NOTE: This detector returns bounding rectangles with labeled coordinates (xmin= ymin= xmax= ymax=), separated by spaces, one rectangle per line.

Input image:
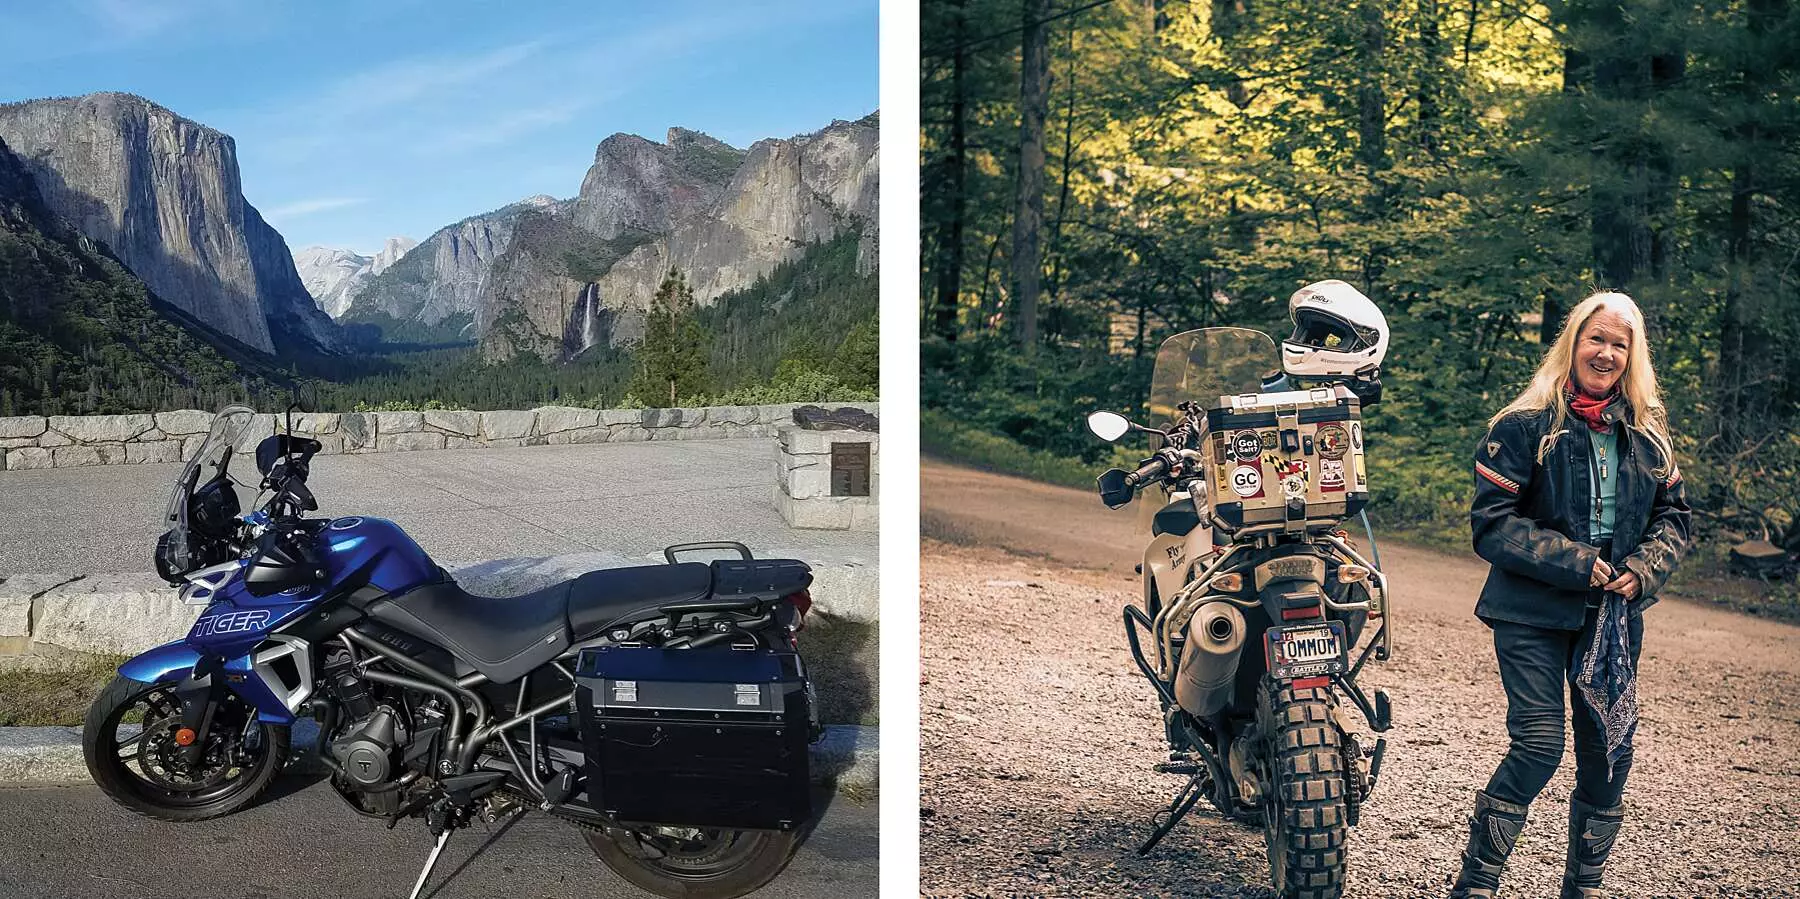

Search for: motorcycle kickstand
xmin=1138 ymin=771 xmax=1209 ymax=857
xmin=407 ymin=830 xmax=452 ymax=899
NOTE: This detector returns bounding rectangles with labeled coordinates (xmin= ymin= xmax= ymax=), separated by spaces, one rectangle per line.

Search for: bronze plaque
xmin=831 ymin=443 xmax=872 ymax=497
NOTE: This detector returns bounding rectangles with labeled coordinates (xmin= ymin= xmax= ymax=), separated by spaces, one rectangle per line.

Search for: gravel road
xmin=920 ymin=460 xmax=1800 ymax=898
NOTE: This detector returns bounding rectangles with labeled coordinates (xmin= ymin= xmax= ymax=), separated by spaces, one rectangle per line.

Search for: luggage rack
xmin=663 ymin=541 xmax=755 ymax=563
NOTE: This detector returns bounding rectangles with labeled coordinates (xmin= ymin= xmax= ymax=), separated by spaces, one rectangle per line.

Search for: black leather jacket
xmin=1469 ymin=402 xmax=1691 ymax=630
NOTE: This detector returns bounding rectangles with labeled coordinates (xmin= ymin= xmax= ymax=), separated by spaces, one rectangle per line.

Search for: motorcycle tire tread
xmin=583 ymin=827 xmax=801 ymax=899
xmin=1268 ymin=682 xmax=1348 ymax=899
xmin=83 ymin=675 xmax=290 ymax=823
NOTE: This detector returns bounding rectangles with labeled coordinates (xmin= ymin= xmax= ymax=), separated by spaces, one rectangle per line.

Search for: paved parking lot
xmin=0 ymin=438 xmax=874 ymax=574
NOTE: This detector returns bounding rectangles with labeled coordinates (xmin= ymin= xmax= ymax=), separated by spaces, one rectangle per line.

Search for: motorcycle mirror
xmin=1087 ymin=411 xmax=1132 ymax=442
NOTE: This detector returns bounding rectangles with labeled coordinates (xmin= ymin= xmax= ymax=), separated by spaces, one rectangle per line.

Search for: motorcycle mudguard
xmin=118 ymin=640 xmax=203 ymax=684
xmin=117 ymin=640 xmax=297 ymax=724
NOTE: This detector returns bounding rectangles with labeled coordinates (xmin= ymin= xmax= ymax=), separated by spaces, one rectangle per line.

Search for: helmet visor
xmin=1289 ymin=308 xmax=1371 ymax=353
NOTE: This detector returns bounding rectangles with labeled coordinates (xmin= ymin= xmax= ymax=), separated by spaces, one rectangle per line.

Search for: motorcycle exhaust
xmin=1173 ymin=601 xmax=1246 ymax=718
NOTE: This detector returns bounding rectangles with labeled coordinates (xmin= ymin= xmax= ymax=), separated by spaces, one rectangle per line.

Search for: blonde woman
xmin=1450 ymin=292 xmax=1691 ymax=898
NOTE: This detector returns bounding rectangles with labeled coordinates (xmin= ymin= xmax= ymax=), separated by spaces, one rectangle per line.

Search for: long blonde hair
xmin=1488 ymin=291 xmax=1674 ymax=475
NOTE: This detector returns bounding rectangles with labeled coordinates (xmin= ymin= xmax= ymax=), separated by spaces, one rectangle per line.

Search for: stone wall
xmin=0 ymin=546 xmax=878 ymax=661
xmin=0 ymin=403 xmax=878 ymax=471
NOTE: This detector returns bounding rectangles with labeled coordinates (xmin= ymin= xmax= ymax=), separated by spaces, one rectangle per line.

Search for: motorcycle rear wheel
xmin=1260 ymin=680 xmax=1348 ymax=899
xmin=586 ymin=825 xmax=799 ymax=899
xmin=82 ymin=674 xmax=289 ymax=822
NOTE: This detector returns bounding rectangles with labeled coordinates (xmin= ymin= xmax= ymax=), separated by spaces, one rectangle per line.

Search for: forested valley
xmin=0 ymin=220 xmax=877 ymax=418
xmin=921 ymin=0 xmax=1800 ymax=588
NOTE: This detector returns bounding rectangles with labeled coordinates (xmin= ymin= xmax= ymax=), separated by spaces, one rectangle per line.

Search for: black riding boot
xmin=1559 ymin=797 xmax=1625 ymax=898
xmin=1449 ymin=791 xmax=1529 ymax=898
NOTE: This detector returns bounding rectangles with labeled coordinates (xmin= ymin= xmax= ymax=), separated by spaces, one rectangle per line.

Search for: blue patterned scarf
xmin=1574 ymin=590 xmax=1638 ymax=780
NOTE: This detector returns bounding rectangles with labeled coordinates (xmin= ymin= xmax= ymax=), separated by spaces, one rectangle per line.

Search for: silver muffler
xmin=1173 ymin=601 xmax=1246 ymax=718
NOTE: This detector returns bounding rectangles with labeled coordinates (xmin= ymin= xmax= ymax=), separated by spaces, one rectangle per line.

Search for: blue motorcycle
xmin=83 ymin=405 xmax=821 ymax=899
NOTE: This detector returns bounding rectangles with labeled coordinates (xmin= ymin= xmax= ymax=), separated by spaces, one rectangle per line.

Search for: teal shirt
xmin=1588 ymin=427 xmax=1618 ymax=540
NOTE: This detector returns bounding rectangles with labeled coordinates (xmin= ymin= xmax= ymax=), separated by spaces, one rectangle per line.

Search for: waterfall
xmin=564 ymin=284 xmax=606 ymax=359
xmin=580 ymin=284 xmax=601 ymax=354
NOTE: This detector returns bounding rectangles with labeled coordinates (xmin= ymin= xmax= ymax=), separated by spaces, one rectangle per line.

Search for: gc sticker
xmin=1230 ymin=465 xmax=1263 ymax=497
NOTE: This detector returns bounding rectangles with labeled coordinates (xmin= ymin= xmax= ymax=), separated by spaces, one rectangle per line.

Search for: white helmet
xmin=1282 ymin=279 xmax=1389 ymax=379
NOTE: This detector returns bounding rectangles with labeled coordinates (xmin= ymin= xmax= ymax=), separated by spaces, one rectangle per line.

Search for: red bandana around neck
xmin=1564 ymin=378 xmax=1620 ymax=432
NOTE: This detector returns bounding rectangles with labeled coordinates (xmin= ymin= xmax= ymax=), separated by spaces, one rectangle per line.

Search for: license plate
xmin=1264 ymin=621 xmax=1348 ymax=680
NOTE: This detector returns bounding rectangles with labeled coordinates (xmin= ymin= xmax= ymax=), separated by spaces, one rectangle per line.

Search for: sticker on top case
xmin=1230 ymin=465 xmax=1263 ymax=498
xmin=1320 ymin=457 xmax=1346 ymax=492
xmin=1316 ymin=423 xmax=1349 ymax=460
xmin=1232 ymin=430 xmax=1262 ymax=461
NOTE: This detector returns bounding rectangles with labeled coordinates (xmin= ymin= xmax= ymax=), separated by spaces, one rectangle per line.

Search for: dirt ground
xmin=920 ymin=460 xmax=1800 ymax=898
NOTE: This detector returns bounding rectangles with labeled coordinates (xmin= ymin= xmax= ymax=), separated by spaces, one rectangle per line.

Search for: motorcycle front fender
xmin=117 ymin=640 xmax=203 ymax=684
xmin=119 ymin=639 xmax=298 ymax=724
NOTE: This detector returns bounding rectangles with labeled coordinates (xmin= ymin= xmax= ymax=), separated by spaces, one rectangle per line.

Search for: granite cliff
xmin=342 ymin=196 xmax=566 ymax=344
xmin=0 ymin=135 xmax=292 ymax=415
xmin=0 ymin=92 xmax=344 ymax=355
xmin=294 ymin=236 xmax=416 ymax=319
xmin=476 ymin=113 xmax=879 ymax=362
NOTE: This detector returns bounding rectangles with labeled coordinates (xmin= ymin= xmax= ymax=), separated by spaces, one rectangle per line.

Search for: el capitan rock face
xmin=0 ymin=92 xmax=343 ymax=354
xmin=479 ymin=113 xmax=879 ymax=362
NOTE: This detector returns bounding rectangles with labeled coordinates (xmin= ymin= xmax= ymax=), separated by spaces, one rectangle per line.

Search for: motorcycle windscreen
xmin=1147 ymin=328 xmax=1282 ymax=428
xmin=161 ymin=406 xmax=257 ymax=574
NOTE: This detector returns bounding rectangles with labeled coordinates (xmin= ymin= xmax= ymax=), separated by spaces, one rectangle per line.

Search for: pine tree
xmin=629 ymin=270 xmax=711 ymax=407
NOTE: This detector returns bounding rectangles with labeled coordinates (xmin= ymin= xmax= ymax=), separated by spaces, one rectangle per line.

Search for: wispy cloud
xmin=426 ymin=99 xmax=606 ymax=154
xmin=265 ymin=197 xmax=367 ymax=218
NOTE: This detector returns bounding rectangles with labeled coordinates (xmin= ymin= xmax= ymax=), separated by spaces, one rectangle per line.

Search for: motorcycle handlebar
xmin=1124 ymin=451 xmax=1173 ymax=489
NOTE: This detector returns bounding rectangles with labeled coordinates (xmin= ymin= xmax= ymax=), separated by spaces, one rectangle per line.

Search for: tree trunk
xmin=1577 ymin=0 xmax=1680 ymax=291
xmin=1047 ymin=24 xmax=1078 ymax=303
xmin=932 ymin=0 xmax=969 ymax=342
xmin=1211 ymin=0 xmax=1253 ymax=108
xmin=1717 ymin=0 xmax=1787 ymax=434
xmin=1011 ymin=0 xmax=1052 ymax=348
xmin=1416 ymin=0 xmax=1444 ymax=155
xmin=1356 ymin=0 xmax=1389 ymax=175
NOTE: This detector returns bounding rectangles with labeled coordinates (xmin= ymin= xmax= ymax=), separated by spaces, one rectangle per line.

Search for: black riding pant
xmin=1481 ymin=601 xmax=1644 ymax=810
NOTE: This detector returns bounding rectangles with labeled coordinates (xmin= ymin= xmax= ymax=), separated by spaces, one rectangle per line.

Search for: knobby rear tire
xmin=1262 ymin=681 xmax=1348 ymax=899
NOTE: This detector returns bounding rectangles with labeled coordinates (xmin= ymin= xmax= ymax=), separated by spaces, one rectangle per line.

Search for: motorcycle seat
xmin=566 ymin=558 xmax=815 ymax=641
xmin=566 ymin=562 xmax=715 ymax=640
xmin=367 ymin=579 xmax=573 ymax=686
xmin=367 ymin=559 xmax=814 ymax=683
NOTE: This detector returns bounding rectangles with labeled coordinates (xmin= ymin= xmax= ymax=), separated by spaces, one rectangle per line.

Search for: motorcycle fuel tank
xmin=318 ymin=516 xmax=438 ymax=595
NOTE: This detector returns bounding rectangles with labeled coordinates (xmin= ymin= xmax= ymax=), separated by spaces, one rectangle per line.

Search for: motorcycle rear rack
xmin=663 ymin=541 xmax=754 ymax=564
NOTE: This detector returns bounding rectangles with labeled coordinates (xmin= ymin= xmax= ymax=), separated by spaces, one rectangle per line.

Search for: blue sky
xmin=0 ymin=0 xmax=877 ymax=255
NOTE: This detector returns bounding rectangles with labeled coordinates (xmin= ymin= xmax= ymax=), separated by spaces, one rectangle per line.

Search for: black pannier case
xmin=576 ymin=645 xmax=812 ymax=830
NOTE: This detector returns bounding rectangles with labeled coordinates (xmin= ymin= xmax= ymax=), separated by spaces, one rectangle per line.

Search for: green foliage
xmin=629 ymin=270 xmax=711 ymax=407
xmin=696 ymin=230 xmax=878 ymax=390
xmin=681 ymin=359 xmax=878 ymax=407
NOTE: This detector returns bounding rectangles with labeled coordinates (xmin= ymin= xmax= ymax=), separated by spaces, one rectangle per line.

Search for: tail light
xmin=783 ymin=589 xmax=812 ymax=632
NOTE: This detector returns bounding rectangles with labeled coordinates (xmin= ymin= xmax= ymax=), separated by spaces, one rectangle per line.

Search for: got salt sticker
xmin=1230 ymin=465 xmax=1262 ymax=497
xmin=1231 ymin=430 xmax=1262 ymax=461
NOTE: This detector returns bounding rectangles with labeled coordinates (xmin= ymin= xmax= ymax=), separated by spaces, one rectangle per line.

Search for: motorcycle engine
xmin=332 ymin=706 xmax=402 ymax=787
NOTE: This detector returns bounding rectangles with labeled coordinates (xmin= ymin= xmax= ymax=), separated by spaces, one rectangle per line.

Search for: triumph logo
xmin=190 ymin=609 xmax=271 ymax=637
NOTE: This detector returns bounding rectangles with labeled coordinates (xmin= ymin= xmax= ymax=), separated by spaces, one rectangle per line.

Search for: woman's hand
xmin=1603 ymin=570 xmax=1641 ymax=600
xmin=1589 ymin=557 xmax=1615 ymax=588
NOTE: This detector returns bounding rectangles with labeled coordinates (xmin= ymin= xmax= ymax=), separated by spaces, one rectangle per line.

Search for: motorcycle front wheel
xmin=1260 ymin=679 xmax=1348 ymax=899
xmin=586 ymin=825 xmax=799 ymax=899
xmin=82 ymin=674 xmax=289 ymax=822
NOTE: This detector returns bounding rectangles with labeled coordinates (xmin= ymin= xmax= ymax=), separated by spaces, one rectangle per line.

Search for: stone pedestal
xmin=776 ymin=425 xmax=878 ymax=531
